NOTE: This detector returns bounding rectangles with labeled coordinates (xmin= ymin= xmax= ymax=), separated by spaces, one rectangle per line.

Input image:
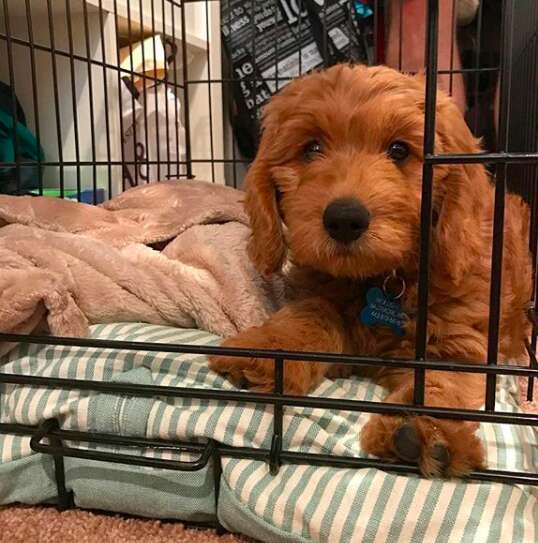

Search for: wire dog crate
xmin=1 ymin=0 xmax=538 ymax=532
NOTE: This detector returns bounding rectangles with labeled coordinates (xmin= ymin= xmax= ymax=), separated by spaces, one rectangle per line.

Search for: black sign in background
xmin=221 ymin=0 xmax=376 ymax=160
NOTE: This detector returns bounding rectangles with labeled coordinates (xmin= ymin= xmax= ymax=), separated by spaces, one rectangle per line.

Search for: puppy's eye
xmin=387 ymin=141 xmax=410 ymax=162
xmin=303 ymin=140 xmax=324 ymax=161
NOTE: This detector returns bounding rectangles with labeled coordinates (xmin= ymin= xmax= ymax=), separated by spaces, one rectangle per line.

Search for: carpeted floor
xmin=1 ymin=378 xmax=535 ymax=542
xmin=0 ymin=506 xmax=256 ymax=543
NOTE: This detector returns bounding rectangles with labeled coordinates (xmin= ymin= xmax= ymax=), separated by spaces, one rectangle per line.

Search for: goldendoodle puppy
xmin=210 ymin=64 xmax=532 ymax=477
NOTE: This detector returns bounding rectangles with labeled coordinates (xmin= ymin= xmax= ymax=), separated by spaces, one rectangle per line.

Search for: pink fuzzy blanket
xmin=0 ymin=181 xmax=284 ymax=356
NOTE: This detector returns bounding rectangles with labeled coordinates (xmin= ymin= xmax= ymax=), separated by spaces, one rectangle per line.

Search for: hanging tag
xmin=360 ymin=287 xmax=408 ymax=336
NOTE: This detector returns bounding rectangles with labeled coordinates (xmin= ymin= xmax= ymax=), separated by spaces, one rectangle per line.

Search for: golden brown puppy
xmin=209 ymin=64 xmax=532 ymax=477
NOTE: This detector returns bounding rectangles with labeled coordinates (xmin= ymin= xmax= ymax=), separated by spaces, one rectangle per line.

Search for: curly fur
xmin=210 ymin=64 xmax=532 ymax=477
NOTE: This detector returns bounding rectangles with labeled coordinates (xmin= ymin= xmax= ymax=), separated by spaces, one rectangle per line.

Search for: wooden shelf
xmin=109 ymin=0 xmax=208 ymax=52
xmin=3 ymin=0 xmax=207 ymax=53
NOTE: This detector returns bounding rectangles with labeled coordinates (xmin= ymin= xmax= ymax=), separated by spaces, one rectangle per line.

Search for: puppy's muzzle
xmin=323 ymin=198 xmax=370 ymax=243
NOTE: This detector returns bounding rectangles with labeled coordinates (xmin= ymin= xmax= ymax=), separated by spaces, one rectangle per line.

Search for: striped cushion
xmin=1 ymin=323 xmax=536 ymax=542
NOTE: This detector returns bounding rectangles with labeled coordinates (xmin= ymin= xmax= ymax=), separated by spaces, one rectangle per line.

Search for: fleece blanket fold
xmin=0 ymin=181 xmax=284 ymax=355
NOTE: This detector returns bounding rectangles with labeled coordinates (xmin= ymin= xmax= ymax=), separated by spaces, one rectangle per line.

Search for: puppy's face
xmin=246 ymin=64 xmax=481 ymax=280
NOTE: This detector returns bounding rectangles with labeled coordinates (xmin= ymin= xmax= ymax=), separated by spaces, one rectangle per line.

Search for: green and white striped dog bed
xmin=1 ymin=323 xmax=536 ymax=542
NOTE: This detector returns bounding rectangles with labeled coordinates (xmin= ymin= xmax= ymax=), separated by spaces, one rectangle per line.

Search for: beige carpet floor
xmin=0 ymin=506 xmax=256 ymax=542
xmin=1 ymin=378 xmax=535 ymax=542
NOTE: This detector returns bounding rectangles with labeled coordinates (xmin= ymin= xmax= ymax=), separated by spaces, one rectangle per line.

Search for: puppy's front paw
xmin=209 ymin=331 xmax=312 ymax=394
xmin=360 ymin=415 xmax=486 ymax=478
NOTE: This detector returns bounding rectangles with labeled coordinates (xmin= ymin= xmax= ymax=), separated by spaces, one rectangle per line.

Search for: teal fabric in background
xmin=0 ymin=81 xmax=44 ymax=194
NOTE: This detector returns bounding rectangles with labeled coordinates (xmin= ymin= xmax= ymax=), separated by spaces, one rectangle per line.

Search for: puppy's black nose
xmin=323 ymin=198 xmax=370 ymax=243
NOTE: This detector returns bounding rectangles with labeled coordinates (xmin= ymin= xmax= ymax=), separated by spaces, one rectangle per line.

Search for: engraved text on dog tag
xmin=360 ymin=287 xmax=408 ymax=336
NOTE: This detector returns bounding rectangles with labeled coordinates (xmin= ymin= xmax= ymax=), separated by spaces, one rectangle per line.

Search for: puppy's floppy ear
xmin=430 ymin=92 xmax=491 ymax=285
xmin=244 ymin=127 xmax=286 ymax=277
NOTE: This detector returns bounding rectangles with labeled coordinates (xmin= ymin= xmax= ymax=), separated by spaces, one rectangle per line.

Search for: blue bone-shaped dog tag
xmin=360 ymin=287 xmax=408 ymax=336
